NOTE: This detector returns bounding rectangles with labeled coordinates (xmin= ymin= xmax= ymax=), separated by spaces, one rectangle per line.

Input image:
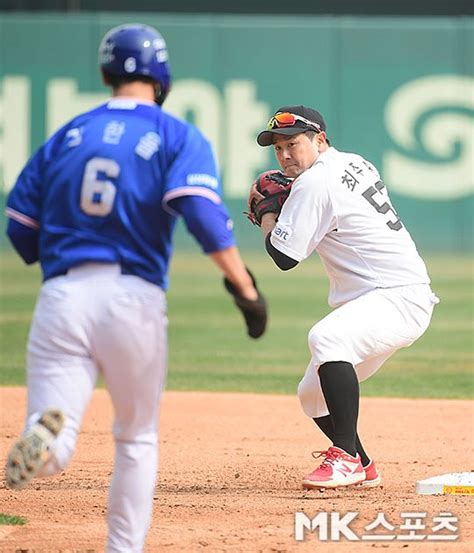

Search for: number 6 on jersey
xmin=80 ymin=157 xmax=119 ymax=216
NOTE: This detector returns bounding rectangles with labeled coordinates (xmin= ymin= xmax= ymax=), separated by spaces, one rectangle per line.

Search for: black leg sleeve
xmin=355 ymin=436 xmax=371 ymax=467
xmin=313 ymin=414 xmax=371 ymax=467
xmin=318 ymin=361 xmax=359 ymax=457
xmin=313 ymin=415 xmax=334 ymax=440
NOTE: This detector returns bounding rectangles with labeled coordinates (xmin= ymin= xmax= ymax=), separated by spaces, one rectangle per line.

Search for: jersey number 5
xmin=362 ymin=180 xmax=403 ymax=231
xmin=80 ymin=157 xmax=119 ymax=216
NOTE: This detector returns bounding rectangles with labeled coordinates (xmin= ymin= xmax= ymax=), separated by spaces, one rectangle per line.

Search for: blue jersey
xmin=6 ymin=99 xmax=233 ymax=289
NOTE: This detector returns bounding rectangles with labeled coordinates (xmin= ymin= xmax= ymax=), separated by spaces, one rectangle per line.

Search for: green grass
xmin=0 ymin=513 xmax=27 ymax=525
xmin=0 ymin=249 xmax=473 ymax=398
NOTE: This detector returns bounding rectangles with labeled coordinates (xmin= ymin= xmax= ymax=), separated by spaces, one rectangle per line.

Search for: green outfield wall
xmin=0 ymin=13 xmax=473 ymax=251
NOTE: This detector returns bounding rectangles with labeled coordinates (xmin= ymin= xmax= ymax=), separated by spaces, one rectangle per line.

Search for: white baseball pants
xmin=298 ymin=283 xmax=439 ymax=418
xmin=24 ymin=263 xmax=168 ymax=552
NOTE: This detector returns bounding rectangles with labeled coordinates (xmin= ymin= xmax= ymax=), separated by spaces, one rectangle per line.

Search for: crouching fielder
xmin=4 ymin=24 xmax=267 ymax=552
xmin=248 ymin=105 xmax=439 ymax=490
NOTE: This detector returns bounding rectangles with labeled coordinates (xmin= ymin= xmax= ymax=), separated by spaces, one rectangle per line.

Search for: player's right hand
xmin=247 ymin=180 xmax=265 ymax=211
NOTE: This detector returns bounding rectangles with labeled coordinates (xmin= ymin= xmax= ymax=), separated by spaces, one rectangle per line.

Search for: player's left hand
xmin=245 ymin=171 xmax=294 ymax=226
xmin=223 ymin=268 xmax=267 ymax=339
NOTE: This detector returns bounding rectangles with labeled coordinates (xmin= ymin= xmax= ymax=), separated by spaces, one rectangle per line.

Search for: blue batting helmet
xmin=99 ymin=24 xmax=172 ymax=105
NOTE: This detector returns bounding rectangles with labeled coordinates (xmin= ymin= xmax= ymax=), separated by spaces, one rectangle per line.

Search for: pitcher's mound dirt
xmin=0 ymin=387 xmax=472 ymax=552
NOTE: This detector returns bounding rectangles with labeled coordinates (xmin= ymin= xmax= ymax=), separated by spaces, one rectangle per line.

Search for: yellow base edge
xmin=442 ymin=485 xmax=474 ymax=495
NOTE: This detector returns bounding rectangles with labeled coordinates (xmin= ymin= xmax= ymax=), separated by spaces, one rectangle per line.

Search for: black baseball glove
xmin=223 ymin=268 xmax=267 ymax=339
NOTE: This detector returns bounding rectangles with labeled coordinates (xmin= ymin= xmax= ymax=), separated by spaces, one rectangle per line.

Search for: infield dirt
xmin=0 ymin=387 xmax=472 ymax=552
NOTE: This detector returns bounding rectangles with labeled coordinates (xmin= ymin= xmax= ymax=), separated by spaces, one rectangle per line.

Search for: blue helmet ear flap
xmin=99 ymin=24 xmax=172 ymax=105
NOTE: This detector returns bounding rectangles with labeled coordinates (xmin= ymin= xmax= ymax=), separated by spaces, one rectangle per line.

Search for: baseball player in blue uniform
xmin=4 ymin=24 xmax=267 ymax=551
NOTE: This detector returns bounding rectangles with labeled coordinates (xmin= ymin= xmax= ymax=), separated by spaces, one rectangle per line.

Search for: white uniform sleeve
xmin=269 ymin=163 xmax=336 ymax=262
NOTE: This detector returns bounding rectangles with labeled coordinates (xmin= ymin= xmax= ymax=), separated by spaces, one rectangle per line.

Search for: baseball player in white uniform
xmin=4 ymin=24 xmax=267 ymax=551
xmin=249 ymin=105 xmax=439 ymax=489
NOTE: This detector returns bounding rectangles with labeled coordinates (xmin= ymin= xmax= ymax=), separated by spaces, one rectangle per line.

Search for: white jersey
xmin=270 ymin=147 xmax=430 ymax=307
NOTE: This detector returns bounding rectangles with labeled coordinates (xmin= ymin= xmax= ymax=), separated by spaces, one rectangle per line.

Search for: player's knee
xmin=297 ymin=376 xmax=315 ymax=417
xmin=113 ymin=422 xmax=157 ymax=445
xmin=307 ymin=324 xmax=332 ymax=358
xmin=308 ymin=324 xmax=351 ymax=363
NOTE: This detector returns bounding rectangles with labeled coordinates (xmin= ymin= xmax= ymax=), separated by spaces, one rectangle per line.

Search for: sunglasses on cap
xmin=267 ymin=112 xmax=322 ymax=131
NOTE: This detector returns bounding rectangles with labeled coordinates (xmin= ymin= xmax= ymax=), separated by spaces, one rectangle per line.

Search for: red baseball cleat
xmin=302 ymin=446 xmax=365 ymax=489
xmin=361 ymin=458 xmax=382 ymax=487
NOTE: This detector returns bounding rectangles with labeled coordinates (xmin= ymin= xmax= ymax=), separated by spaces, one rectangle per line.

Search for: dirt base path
xmin=0 ymin=387 xmax=472 ymax=552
